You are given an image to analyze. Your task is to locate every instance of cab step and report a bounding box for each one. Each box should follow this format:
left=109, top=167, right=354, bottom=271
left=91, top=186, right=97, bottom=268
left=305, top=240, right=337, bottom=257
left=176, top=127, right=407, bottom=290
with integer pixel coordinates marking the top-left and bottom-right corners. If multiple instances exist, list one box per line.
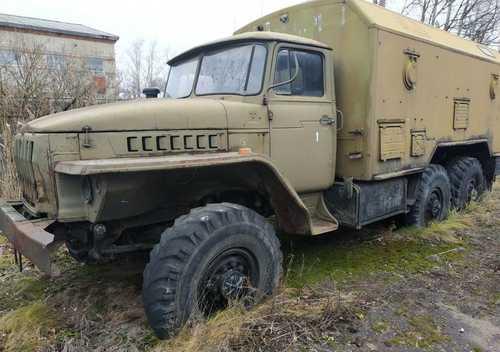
left=310, top=216, right=339, bottom=235
left=300, top=193, right=339, bottom=235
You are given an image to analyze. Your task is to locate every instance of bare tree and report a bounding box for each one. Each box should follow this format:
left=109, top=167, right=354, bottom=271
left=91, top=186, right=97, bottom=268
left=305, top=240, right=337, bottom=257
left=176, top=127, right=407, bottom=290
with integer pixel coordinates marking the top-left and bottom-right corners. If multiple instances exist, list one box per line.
left=125, top=39, right=144, bottom=99
left=120, top=39, right=170, bottom=99
left=0, top=41, right=100, bottom=198
left=400, top=0, right=500, bottom=45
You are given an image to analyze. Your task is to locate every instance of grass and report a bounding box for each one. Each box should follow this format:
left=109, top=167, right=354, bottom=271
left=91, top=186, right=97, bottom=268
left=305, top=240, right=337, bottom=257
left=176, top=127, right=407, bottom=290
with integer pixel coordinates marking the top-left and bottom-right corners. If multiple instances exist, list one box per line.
left=286, top=238, right=456, bottom=287
left=0, top=224, right=474, bottom=352
left=0, top=302, right=59, bottom=352
left=0, top=235, right=13, bottom=271
left=372, top=320, right=390, bottom=334
left=397, top=210, right=472, bottom=243
left=284, top=226, right=466, bottom=288
left=158, top=305, right=248, bottom=352
left=0, top=185, right=497, bottom=351
left=385, top=315, right=449, bottom=349
left=156, top=286, right=360, bottom=352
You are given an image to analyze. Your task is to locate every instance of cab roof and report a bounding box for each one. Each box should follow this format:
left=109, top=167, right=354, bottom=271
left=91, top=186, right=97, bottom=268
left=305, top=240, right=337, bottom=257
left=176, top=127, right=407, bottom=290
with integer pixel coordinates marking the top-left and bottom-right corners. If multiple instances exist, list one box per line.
left=168, top=31, right=331, bottom=65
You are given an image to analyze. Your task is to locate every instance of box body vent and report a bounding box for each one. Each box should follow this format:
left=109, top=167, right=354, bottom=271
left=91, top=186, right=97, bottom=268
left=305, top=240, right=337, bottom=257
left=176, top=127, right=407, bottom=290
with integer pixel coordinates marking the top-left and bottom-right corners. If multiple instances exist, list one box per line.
left=379, top=122, right=405, bottom=161
left=453, top=98, right=470, bottom=130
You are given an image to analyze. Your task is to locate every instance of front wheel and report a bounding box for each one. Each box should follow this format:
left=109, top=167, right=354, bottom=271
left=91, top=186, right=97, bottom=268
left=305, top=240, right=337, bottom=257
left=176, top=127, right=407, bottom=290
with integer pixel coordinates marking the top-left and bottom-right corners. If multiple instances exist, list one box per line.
left=142, top=203, right=282, bottom=339
left=406, top=165, right=451, bottom=227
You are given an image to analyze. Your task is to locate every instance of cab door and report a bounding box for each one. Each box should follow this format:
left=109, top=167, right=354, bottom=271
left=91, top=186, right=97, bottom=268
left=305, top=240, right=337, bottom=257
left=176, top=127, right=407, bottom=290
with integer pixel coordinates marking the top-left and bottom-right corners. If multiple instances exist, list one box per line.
left=267, top=45, right=337, bottom=193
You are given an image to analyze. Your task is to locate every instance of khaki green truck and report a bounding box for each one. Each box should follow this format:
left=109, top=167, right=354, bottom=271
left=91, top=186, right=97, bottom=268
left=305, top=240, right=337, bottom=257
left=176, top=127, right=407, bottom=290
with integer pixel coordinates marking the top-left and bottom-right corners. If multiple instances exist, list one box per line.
left=2, top=0, right=500, bottom=338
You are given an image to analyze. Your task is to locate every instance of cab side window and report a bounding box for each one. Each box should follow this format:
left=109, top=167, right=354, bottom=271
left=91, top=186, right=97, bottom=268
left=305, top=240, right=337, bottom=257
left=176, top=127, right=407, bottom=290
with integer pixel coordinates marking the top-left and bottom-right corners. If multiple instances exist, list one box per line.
left=274, top=48, right=324, bottom=97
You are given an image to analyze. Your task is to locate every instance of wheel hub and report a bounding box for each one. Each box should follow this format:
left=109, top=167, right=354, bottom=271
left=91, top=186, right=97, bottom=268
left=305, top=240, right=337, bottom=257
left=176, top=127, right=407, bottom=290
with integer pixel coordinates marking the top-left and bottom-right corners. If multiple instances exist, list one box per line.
left=198, top=249, right=258, bottom=315
left=221, top=269, right=246, bottom=299
left=425, top=189, right=444, bottom=222
left=466, top=180, right=478, bottom=203
left=430, top=194, right=442, bottom=217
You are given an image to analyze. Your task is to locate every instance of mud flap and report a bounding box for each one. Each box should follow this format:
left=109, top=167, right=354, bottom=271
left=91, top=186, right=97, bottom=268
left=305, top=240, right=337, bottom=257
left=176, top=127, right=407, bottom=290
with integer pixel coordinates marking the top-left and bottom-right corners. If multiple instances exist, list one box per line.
left=0, top=201, right=61, bottom=276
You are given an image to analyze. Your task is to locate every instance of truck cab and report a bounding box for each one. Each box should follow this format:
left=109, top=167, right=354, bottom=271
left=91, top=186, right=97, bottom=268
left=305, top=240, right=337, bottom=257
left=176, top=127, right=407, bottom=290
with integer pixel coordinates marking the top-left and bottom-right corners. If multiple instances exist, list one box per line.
left=165, top=32, right=338, bottom=194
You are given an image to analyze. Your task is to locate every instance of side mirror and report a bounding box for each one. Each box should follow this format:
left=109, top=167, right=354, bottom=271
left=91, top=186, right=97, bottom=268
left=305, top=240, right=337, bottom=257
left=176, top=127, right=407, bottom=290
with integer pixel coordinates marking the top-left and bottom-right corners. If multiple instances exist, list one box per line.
left=143, top=87, right=161, bottom=98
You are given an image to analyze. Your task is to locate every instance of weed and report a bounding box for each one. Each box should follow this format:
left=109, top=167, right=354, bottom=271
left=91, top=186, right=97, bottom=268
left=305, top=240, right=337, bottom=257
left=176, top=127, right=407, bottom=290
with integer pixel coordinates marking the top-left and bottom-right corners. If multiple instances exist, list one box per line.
left=0, top=302, right=59, bottom=352
left=396, top=210, right=471, bottom=243
left=372, top=320, right=389, bottom=334
left=385, top=315, right=449, bottom=349
left=285, top=236, right=456, bottom=288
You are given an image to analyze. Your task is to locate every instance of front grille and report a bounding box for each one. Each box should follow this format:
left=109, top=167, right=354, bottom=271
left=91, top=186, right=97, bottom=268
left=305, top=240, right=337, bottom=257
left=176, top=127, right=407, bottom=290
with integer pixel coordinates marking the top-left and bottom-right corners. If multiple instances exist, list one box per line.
left=14, top=136, right=38, bottom=205
left=124, top=131, right=226, bottom=154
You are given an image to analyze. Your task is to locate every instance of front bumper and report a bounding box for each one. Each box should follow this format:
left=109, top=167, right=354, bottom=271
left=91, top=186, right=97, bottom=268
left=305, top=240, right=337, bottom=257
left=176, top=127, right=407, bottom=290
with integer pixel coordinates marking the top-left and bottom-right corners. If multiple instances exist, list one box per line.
left=0, top=201, right=60, bottom=276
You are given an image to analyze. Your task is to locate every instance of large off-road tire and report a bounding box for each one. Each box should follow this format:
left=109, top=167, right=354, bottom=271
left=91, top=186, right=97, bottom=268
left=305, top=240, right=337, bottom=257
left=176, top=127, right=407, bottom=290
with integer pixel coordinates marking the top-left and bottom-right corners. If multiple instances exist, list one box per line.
left=447, top=157, right=486, bottom=210
left=406, top=165, right=451, bottom=227
left=142, top=203, right=282, bottom=339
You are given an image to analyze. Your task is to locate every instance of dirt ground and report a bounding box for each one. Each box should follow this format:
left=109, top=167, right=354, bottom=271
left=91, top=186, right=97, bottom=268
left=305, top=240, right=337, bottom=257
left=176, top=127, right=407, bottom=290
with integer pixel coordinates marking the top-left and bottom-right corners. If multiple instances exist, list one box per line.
left=340, top=217, right=500, bottom=352
left=0, top=185, right=499, bottom=351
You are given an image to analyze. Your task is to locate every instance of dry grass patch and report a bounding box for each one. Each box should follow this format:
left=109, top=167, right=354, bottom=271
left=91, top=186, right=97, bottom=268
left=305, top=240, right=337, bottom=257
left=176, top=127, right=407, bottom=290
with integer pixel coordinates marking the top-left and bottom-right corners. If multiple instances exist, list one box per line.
left=0, top=302, right=59, bottom=352
left=156, top=284, right=358, bottom=352
left=396, top=210, right=472, bottom=244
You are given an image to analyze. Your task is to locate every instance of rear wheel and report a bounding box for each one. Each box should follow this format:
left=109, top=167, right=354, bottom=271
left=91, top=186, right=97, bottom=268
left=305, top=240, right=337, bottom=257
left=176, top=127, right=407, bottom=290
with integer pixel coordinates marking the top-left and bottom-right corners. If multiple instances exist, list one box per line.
left=406, top=165, right=451, bottom=227
left=142, top=203, right=282, bottom=339
left=447, top=157, right=486, bottom=210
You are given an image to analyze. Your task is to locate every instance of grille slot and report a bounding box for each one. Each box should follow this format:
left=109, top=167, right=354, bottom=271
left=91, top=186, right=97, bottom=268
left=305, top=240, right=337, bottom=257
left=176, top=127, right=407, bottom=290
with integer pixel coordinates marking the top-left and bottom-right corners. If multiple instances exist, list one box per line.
left=125, top=131, right=225, bottom=153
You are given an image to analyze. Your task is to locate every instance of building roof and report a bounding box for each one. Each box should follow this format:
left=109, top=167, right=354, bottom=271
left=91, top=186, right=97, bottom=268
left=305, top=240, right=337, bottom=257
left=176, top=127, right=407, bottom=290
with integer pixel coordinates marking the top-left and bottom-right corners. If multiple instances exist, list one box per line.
left=0, top=12, right=119, bottom=42
left=169, top=31, right=331, bottom=64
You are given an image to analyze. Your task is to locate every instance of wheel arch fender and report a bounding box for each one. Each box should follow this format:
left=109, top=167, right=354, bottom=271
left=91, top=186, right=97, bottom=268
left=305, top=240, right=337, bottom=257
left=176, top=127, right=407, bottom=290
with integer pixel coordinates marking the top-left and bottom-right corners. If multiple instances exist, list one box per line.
left=55, top=153, right=313, bottom=235
left=185, top=159, right=313, bottom=235
left=430, top=140, right=495, bottom=182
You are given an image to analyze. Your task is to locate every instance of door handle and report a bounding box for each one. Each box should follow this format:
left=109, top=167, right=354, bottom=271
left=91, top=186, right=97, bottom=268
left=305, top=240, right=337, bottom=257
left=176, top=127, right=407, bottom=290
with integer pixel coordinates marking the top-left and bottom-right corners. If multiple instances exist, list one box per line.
left=320, top=115, right=336, bottom=125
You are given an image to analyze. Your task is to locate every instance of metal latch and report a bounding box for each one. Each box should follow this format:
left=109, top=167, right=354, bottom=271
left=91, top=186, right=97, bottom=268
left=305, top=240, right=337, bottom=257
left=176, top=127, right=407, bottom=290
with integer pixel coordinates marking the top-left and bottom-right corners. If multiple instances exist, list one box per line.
left=320, top=115, right=336, bottom=126
left=82, top=125, right=92, bottom=148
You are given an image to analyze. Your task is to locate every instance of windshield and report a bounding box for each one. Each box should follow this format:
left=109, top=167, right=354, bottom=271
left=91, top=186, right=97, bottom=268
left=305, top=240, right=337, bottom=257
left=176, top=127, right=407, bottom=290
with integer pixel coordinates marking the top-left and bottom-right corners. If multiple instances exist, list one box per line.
left=165, top=58, right=198, bottom=98
left=165, top=43, right=267, bottom=98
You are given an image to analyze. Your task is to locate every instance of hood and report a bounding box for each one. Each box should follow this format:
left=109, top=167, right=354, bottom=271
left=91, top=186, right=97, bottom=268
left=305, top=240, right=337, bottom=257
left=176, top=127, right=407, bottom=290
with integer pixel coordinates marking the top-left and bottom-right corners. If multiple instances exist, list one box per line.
left=23, top=98, right=228, bottom=133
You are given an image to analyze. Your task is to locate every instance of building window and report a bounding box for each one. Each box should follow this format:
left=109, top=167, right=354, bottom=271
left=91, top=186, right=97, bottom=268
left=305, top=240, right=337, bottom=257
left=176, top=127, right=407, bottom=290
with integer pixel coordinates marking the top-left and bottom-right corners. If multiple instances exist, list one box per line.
left=87, top=57, right=104, bottom=75
left=0, top=50, right=16, bottom=65
left=47, top=54, right=66, bottom=71
left=94, top=76, right=107, bottom=95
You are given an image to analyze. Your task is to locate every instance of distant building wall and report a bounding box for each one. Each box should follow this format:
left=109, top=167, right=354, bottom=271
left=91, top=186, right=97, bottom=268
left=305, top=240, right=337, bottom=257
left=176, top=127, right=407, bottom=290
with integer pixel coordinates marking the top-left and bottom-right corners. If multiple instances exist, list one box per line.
left=0, top=22, right=118, bottom=102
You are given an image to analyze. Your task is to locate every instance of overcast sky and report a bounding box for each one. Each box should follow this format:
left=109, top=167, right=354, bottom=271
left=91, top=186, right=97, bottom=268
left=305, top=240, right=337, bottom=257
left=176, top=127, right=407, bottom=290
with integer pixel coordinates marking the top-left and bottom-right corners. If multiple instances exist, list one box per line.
left=0, top=0, right=308, bottom=58
left=0, top=0, right=402, bottom=67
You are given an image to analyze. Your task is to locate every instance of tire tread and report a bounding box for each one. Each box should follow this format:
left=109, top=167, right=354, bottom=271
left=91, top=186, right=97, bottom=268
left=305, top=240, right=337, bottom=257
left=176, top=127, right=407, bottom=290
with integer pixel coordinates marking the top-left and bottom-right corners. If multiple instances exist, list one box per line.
left=142, top=203, right=282, bottom=339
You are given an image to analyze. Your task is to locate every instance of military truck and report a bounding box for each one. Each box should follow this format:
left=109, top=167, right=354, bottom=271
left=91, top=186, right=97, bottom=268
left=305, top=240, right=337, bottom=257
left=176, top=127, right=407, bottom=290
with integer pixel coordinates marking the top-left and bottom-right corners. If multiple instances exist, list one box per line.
left=1, top=0, right=499, bottom=338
